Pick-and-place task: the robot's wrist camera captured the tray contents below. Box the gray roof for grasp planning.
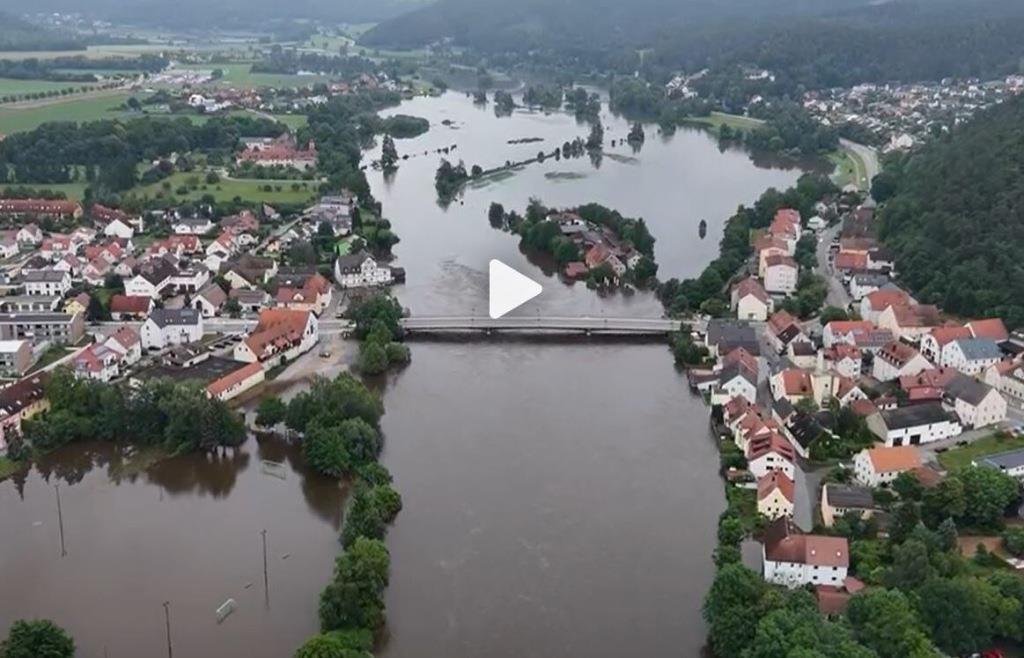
[824,484,874,509]
[978,448,1024,472]
[879,403,954,430]
[851,272,889,286]
[944,372,996,406]
[719,363,756,387]
[23,270,68,283]
[148,308,201,328]
[335,251,375,274]
[0,312,76,324]
[953,338,1002,361]
[197,283,227,307]
[706,320,760,355]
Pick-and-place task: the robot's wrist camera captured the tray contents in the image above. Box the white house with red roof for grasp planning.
[233,308,318,366]
[747,432,796,479]
[71,343,122,382]
[104,326,142,366]
[762,518,849,588]
[920,326,973,364]
[730,277,772,321]
[985,361,1024,402]
[872,341,934,382]
[858,288,911,324]
[763,254,798,295]
[757,470,796,520]
[206,362,265,402]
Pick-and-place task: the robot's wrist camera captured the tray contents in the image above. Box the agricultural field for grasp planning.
[129,171,319,205]
[0,78,97,97]
[0,44,173,61]
[0,91,135,134]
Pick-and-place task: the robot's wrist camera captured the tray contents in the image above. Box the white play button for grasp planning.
[488,259,542,319]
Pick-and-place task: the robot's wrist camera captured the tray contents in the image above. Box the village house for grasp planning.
[943,373,1007,429]
[83,259,113,287]
[53,254,82,277]
[125,260,177,299]
[172,216,216,235]
[0,233,18,259]
[975,449,1024,480]
[730,277,772,321]
[71,342,123,382]
[334,251,393,289]
[15,224,42,247]
[762,518,849,588]
[824,345,862,379]
[206,361,266,402]
[237,134,317,170]
[847,272,891,301]
[206,231,237,261]
[787,341,818,369]
[63,293,89,318]
[705,320,760,357]
[109,295,154,321]
[985,361,1024,402]
[274,273,333,316]
[820,484,875,527]
[192,283,228,318]
[747,432,797,479]
[757,469,796,519]
[0,373,49,450]
[103,326,142,366]
[140,308,204,350]
[1,296,59,313]
[233,308,318,366]
[872,341,933,382]
[219,210,260,236]
[763,254,798,295]
[771,368,814,405]
[40,235,73,261]
[221,254,278,289]
[756,235,790,278]
[941,337,1002,375]
[854,445,922,487]
[22,270,71,298]
[93,204,138,239]
[305,195,354,236]
[229,288,270,314]
[877,303,941,341]
[823,320,876,349]
[711,362,759,406]
[920,325,973,364]
[766,310,809,355]
[0,340,32,376]
[866,403,962,447]
[858,288,911,324]
[966,318,1010,343]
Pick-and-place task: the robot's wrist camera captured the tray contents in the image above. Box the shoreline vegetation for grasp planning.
[255,371,402,657]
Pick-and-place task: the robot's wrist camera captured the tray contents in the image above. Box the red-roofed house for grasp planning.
[273,273,333,316]
[762,517,849,588]
[920,325,973,363]
[730,277,772,321]
[967,318,1009,342]
[770,368,814,404]
[872,340,934,381]
[747,432,796,479]
[834,251,867,272]
[757,469,796,519]
[206,362,265,402]
[109,295,154,321]
[878,304,942,341]
[233,309,318,366]
[858,288,911,323]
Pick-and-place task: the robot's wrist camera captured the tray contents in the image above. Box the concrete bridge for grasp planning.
[400,316,685,336]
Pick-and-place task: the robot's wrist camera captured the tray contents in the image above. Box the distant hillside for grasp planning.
[877,94,1024,328]
[363,0,1024,87]
[5,0,430,27]
[0,12,85,51]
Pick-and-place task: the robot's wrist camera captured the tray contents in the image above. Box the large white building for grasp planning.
[942,338,1003,376]
[141,308,204,350]
[762,518,849,588]
[763,255,798,295]
[866,403,961,446]
[334,252,393,289]
[853,446,922,487]
[233,309,318,366]
[23,270,71,297]
[944,373,1007,430]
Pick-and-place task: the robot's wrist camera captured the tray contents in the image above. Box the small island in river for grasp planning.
[487,199,659,289]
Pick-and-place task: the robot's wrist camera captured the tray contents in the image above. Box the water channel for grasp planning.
[0,91,811,657]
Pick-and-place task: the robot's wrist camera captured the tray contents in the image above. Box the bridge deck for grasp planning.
[400,316,683,334]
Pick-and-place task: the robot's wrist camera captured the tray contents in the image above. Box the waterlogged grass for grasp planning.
[829,148,869,190]
[682,111,766,133]
[0,457,24,481]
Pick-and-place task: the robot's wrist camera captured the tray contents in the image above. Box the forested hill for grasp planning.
[0,12,85,52]
[876,94,1024,328]
[363,0,1024,88]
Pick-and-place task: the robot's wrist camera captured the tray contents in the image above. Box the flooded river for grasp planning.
[0,92,810,657]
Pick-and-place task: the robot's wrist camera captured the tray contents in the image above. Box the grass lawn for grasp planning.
[829,147,870,190]
[0,44,172,61]
[7,182,89,200]
[129,171,318,205]
[938,432,1024,471]
[0,77,97,97]
[0,91,134,134]
[0,456,24,481]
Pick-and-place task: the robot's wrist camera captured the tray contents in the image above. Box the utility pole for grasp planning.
[54,484,66,557]
[162,601,173,658]
[261,529,269,607]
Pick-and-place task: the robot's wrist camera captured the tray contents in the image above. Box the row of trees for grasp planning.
[16,370,246,458]
[258,372,402,658]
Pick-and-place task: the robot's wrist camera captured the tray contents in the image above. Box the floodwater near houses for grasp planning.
[0,91,814,657]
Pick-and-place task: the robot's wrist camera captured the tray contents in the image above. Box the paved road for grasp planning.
[401,316,686,334]
[839,138,881,195]
[813,223,852,315]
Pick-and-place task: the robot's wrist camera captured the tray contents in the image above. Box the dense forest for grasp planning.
[876,94,1024,329]
[365,0,1024,90]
